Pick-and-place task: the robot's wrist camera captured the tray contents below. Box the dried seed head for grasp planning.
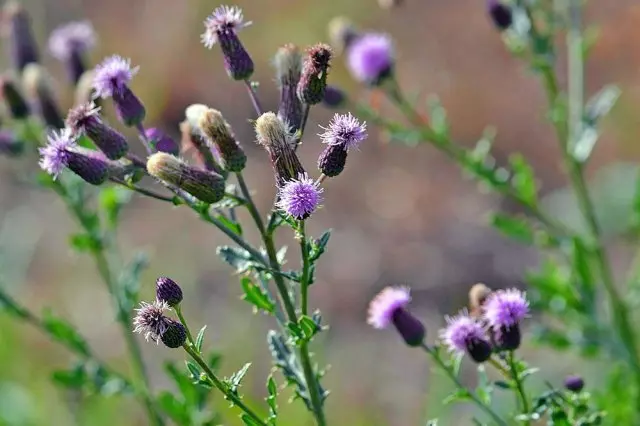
[4,1,39,72]
[274,44,304,135]
[156,276,183,307]
[160,320,187,348]
[0,75,30,119]
[297,43,332,105]
[198,108,246,172]
[147,152,225,204]
[255,112,306,187]
[22,63,64,128]
[66,102,128,160]
[327,16,358,54]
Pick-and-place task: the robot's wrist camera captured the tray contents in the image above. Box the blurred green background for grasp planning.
[2,0,640,424]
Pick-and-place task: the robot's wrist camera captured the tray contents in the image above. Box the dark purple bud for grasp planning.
[297,44,332,105]
[198,108,246,172]
[113,85,146,127]
[22,64,64,128]
[488,0,512,31]
[66,102,129,160]
[491,324,521,351]
[160,320,187,348]
[147,152,226,204]
[322,85,346,108]
[467,338,493,363]
[318,144,347,177]
[391,307,426,347]
[4,1,39,72]
[66,148,110,185]
[145,127,179,155]
[180,114,227,178]
[156,276,183,307]
[274,44,304,135]
[564,375,584,393]
[0,130,24,156]
[0,76,30,119]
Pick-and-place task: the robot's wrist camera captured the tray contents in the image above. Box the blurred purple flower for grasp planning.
[38,129,75,178]
[48,21,96,60]
[347,33,393,85]
[367,286,411,329]
[440,310,492,362]
[483,288,529,329]
[276,173,322,220]
[318,112,367,150]
[92,55,138,98]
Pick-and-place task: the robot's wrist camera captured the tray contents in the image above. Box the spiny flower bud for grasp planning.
[198,108,246,172]
[38,129,110,185]
[147,152,225,204]
[92,55,145,126]
[441,310,492,363]
[22,64,65,128]
[201,5,254,80]
[368,286,426,347]
[3,1,39,72]
[564,375,584,393]
[347,33,394,86]
[318,145,347,177]
[322,85,346,108]
[488,0,513,31]
[0,75,29,119]
[255,112,306,187]
[161,320,187,348]
[327,16,358,54]
[274,44,303,135]
[47,21,97,85]
[66,102,128,160]
[145,127,179,155]
[156,276,183,307]
[469,283,492,317]
[0,130,24,157]
[297,43,332,105]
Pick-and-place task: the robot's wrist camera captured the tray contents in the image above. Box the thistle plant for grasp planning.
[0,1,634,425]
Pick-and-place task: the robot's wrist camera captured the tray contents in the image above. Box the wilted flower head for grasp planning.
[483,288,529,329]
[440,310,492,362]
[48,21,96,60]
[276,173,322,220]
[92,55,138,98]
[38,129,75,178]
[319,112,367,150]
[133,300,171,343]
[297,43,332,105]
[368,286,425,347]
[347,33,394,86]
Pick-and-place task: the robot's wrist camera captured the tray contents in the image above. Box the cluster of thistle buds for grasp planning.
[368,283,530,362]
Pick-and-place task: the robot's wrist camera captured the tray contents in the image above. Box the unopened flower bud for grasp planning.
[3,1,39,72]
[201,6,254,80]
[491,324,521,351]
[322,85,346,108]
[297,44,332,105]
[198,108,246,172]
[255,112,306,187]
[368,287,426,347]
[469,283,492,317]
[327,16,359,54]
[274,44,304,134]
[145,127,179,155]
[22,64,65,128]
[161,320,187,348]
[66,102,128,160]
[147,152,225,204]
[318,145,347,177]
[156,276,183,307]
[564,375,585,393]
[0,130,24,157]
[1,75,29,119]
[488,0,512,31]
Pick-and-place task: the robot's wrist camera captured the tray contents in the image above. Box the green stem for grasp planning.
[183,344,267,426]
[296,104,312,150]
[299,342,327,426]
[244,79,264,117]
[175,305,195,348]
[421,344,507,426]
[236,172,266,235]
[507,351,529,420]
[299,220,311,316]
[109,178,176,203]
[488,356,510,378]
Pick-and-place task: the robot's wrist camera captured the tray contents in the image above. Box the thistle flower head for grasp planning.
[318,112,367,150]
[274,44,302,85]
[133,300,171,343]
[440,311,487,354]
[48,21,96,60]
[38,129,75,178]
[66,101,128,159]
[156,276,183,307]
[276,173,322,220]
[198,108,246,172]
[367,286,411,329]
[347,33,394,86]
[65,101,101,134]
[564,375,585,393]
[201,5,251,48]
[255,112,305,186]
[297,43,332,105]
[161,320,187,348]
[483,288,529,328]
[92,55,139,98]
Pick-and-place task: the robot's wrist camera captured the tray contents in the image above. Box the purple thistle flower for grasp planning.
[347,33,394,86]
[48,21,96,84]
[440,310,492,362]
[201,5,254,80]
[318,144,347,177]
[38,129,76,178]
[318,112,367,150]
[66,102,129,160]
[368,286,425,347]
[133,300,171,344]
[564,375,585,393]
[483,288,529,329]
[92,55,145,126]
[276,173,322,220]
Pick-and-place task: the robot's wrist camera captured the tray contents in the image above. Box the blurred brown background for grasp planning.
[1,0,640,425]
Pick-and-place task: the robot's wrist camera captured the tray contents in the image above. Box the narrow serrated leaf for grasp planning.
[195,325,207,353]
